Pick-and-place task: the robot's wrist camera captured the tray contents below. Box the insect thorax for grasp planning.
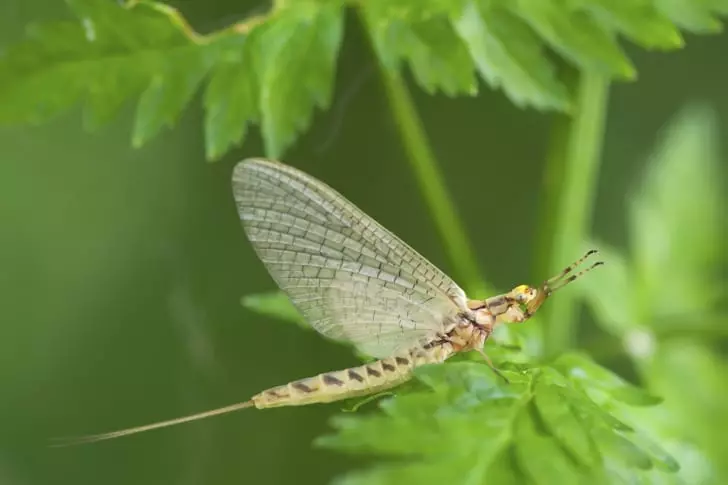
[437,312,488,353]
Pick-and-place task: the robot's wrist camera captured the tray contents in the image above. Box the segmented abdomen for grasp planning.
[250,344,453,409]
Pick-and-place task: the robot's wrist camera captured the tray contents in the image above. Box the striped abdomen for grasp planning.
[249,344,453,409]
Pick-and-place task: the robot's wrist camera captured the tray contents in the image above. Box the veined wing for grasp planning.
[232,158,467,358]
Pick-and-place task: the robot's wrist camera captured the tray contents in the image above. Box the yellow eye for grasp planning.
[514,284,529,294]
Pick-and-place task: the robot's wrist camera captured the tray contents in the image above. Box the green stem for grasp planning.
[539,70,610,358]
[377,69,490,298]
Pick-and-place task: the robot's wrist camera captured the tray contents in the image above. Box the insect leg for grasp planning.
[475,347,510,384]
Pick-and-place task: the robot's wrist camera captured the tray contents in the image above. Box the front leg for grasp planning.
[476,344,510,384]
[471,311,510,384]
[475,333,511,384]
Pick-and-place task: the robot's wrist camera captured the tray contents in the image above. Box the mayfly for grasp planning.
[57,158,602,445]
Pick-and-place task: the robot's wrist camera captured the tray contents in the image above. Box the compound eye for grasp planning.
[515,286,536,304]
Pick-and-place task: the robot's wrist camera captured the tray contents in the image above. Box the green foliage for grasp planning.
[1,0,726,159]
[580,105,728,483]
[581,105,723,338]
[318,356,678,485]
[0,1,218,137]
[0,0,344,159]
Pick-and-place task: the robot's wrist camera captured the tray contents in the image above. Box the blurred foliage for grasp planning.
[583,106,723,334]
[1,0,727,158]
[580,106,728,483]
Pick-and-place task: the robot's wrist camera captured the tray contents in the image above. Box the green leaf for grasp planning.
[593,426,653,470]
[254,3,344,157]
[644,340,728,479]
[319,363,529,485]
[628,431,681,473]
[452,1,571,110]
[655,0,728,33]
[533,369,601,467]
[514,403,584,485]
[362,3,478,96]
[511,0,636,79]
[585,0,684,50]
[561,384,634,433]
[0,0,221,139]
[2,0,728,160]
[203,34,259,160]
[0,21,93,124]
[321,359,678,484]
[554,353,662,406]
[484,447,527,485]
[0,0,344,159]
[132,47,214,146]
[358,0,468,20]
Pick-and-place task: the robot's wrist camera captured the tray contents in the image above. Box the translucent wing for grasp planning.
[232,158,467,358]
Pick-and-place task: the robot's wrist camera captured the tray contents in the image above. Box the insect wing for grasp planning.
[232,158,467,358]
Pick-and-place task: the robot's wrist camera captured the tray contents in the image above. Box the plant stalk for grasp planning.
[377,69,490,298]
[539,70,610,357]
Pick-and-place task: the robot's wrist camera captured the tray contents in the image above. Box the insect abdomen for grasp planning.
[250,345,451,409]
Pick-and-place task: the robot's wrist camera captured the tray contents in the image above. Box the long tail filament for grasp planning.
[51,400,254,447]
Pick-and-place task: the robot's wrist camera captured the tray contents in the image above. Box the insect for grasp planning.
[57,158,602,445]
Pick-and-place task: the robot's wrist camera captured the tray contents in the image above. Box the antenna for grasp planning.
[544,249,604,294]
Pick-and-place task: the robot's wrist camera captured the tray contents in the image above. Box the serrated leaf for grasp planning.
[3,0,728,163]
[511,0,636,79]
[203,34,258,160]
[361,0,468,21]
[0,0,222,140]
[554,353,662,406]
[533,369,601,466]
[514,404,583,485]
[83,65,148,130]
[452,1,571,111]
[133,48,214,146]
[561,385,634,432]
[585,0,684,49]
[628,431,682,473]
[413,361,530,399]
[363,11,477,96]
[655,0,727,33]
[254,3,343,157]
[593,426,654,470]
[318,363,530,484]
[401,18,479,96]
[0,21,94,123]
[608,385,663,407]
[322,359,678,484]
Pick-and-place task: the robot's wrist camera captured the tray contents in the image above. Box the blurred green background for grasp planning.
[1,1,726,485]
